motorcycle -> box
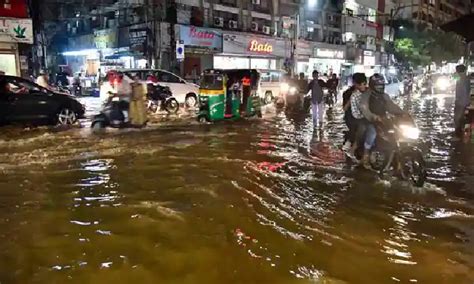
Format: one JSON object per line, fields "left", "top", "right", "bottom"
{"left": 91, "top": 92, "right": 130, "bottom": 129}
{"left": 324, "top": 89, "right": 334, "bottom": 108}
{"left": 146, "top": 84, "right": 179, "bottom": 114}
{"left": 72, "top": 84, "right": 82, "bottom": 96}
{"left": 353, "top": 115, "right": 427, "bottom": 187}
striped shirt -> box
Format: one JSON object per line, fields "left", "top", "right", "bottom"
{"left": 350, "top": 90, "right": 364, "bottom": 119}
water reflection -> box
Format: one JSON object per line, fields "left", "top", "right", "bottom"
{"left": 0, "top": 93, "right": 472, "bottom": 283}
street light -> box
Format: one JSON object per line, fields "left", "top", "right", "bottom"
{"left": 308, "top": 0, "right": 317, "bottom": 8}
{"left": 399, "top": 25, "right": 404, "bottom": 30}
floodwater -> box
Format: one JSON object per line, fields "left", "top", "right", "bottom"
{"left": 0, "top": 93, "right": 472, "bottom": 283}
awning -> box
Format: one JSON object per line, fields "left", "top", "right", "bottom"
{"left": 104, "top": 50, "right": 144, "bottom": 60}
{"left": 440, "top": 14, "right": 474, "bottom": 42}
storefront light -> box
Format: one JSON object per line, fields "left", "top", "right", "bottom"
{"left": 62, "top": 49, "right": 98, "bottom": 57}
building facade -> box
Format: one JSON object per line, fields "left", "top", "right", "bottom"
{"left": 39, "top": 0, "right": 396, "bottom": 79}
{"left": 0, "top": 0, "right": 33, "bottom": 76}
{"left": 397, "top": 0, "right": 470, "bottom": 27}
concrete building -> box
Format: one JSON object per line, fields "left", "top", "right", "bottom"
{"left": 397, "top": 0, "right": 471, "bottom": 27}
{"left": 42, "top": 0, "right": 396, "bottom": 80}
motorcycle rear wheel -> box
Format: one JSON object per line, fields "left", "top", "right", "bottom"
{"left": 165, "top": 99, "right": 179, "bottom": 114}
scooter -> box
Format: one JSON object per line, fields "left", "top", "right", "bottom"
{"left": 352, "top": 115, "right": 427, "bottom": 187}
{"left": 146, "top": 84, "right": 179, "bottom": 114}
{"left": 91, "top": 92, "right": 130, "bottom": 129}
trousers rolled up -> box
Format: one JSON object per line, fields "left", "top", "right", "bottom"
{"left": 311, "top": 102, "right": 325, "bottom": 126}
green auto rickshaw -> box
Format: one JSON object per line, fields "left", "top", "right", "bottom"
{"left": 197, "top": 69, "right": 262, "bottom": 122}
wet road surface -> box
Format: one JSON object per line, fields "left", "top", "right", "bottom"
{"left": 0, "top": 93, "right": 472, "bottom": 283}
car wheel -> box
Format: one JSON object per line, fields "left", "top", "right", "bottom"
{"left": 185, "top": 93, "right": 198, "bottom": 108}
{"left": 264, "top": 92, "right": 273, "bottom": 104}
{"left": 57, "top": 108, "right": 77, "bottom": 125}
{"left": 91, "top": 120, "right": 105, "bottom": 130}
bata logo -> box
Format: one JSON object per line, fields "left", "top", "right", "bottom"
{"left": 189, "top": 27, "right": 215, "bottom": 39}
{"left": 248, "top": 40, "right": 273, "bottom": 53}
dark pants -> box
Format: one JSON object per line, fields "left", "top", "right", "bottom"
{"left": 344, "top": 115, "right": 356, "bottom": 143}
{"left": 454, "top": 105, "right": 466, "bottom": 137}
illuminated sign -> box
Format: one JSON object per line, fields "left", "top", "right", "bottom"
{"left": 248, "top": 40, "right": 273, "bottom": 53}
{"left": 180, "top": 25, "right": 222, "bottom": 50}
{"left": 315, "top": 48, "right": 344, "bottom": 59}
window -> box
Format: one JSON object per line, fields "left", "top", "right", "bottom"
{"left": 260, "top": 72, "right": 271, "bottom": 82}
{"left": 1, "top": 78, "right": 40, "bottom": 95}
{"left": 270, "top": 72, "right": 281, "bottom": 82}
{"left": 157, "top": 71, "right": 182, "bottom": 83}
{"left": 368, "top": 8, "right": 376, "bottom": 23}
{"left": 346, "top": 8, "right": 354, "bottom": 16}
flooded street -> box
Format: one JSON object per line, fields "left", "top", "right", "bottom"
{"left": 0, "top": 93, "right": 472, "bottom": 283}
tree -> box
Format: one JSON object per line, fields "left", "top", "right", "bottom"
{"left": 392, "top": 20, "right": 465, "bottom": 67}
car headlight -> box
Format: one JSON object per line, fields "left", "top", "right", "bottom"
{"left": 280, "top": 83, "right": 290, "bottom": 93}
{"left": 436, "top": 78, "right": 449, "bottom": 90}
{"left": 399, "top": 124, "right": 420, "bottom": 140}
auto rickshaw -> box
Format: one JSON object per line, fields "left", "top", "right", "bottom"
{"left": 197, "top": 69, "right": 262, "bottom": 122}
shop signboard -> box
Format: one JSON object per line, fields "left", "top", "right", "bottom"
{"left": 0, "top": 0, "right": 28, "bottom": 18}
{"left": 314, "top": 48, "right": 344, "bottom": 59}
{"left": 94, "top": 29, "right": 117, "bottom": 49}
{"left": 363, "top": 50, "right": 375, "bottom": 66}
{"left": 223, "top": 33, "right": 289, "bottom": 57}
{"left": 0, "top": 18, "right": 33, "bottom": 44}
{"left": 179, "top": 25, "right": 222, "bottom": 51}
{"left": 129, "top": 28, "right": 148, "bottom": 54}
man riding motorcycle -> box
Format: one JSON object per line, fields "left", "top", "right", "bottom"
{"left": 352, "top": 73, "right": 407, "bottom": 166}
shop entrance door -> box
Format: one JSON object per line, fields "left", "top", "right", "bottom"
{"left": 183, "top": 56, "right": 201, "bottom": 83}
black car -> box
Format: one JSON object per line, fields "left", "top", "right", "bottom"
{"left": 0, "top": 75, "right": 85, "bottom": 126}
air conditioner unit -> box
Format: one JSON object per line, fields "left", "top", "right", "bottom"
{"left": 263, "top": 26, "right": 271, "bottom": 34}
{"left": 251, "top": 22, "right": 259, "bottom": 32}
{"left": 252, "top": 0, "right": 261, "bottom": 4}
{"left": 214, "top": 17, "right": 224, "bottom": 27}
{"left": 229, "top": 20, "right": 238, "bottom": 29}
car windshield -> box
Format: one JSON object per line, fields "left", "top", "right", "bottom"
{"left": 200, "top": 74, "right": 224, "bottom": 90}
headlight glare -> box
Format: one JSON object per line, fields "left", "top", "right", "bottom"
{"left": 399, "top": 124, "right": 420, "bottom": 140}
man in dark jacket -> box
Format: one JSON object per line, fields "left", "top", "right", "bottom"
{"left": 354, "top": 74, "right": 405, "bottom": 165}
{"left": 307, "top": 70, "right": 325, "bottom": 128}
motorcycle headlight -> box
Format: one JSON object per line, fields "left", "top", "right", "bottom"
{"left": 280, "top": 83, "right": 290, "bottom": 93}
{"left": 436, "top": 78, "right": 449, "bottom": 90}
{"left": 399, "top": 125, "right": 420, "bottom": 140}
{"left": 288, "top": 87, "right": 298, "bottom": 95}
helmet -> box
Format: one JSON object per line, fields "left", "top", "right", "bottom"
{"left": 369, "top": 74, "right": 385, "bottom": 94}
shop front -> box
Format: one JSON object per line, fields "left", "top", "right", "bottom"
{"left": 0, "top": 17, "right": 33, "bottom": 76}
{"left": 178, "top": 25, "right": 222, "bottom": 81}
{"left": 295, "top": 40, "right": 313, "bottom": 76}
{"left": 216, "top": 33, "right": 290, "bottom": 70}
{"left": 353, "top": 50, "right": 377, "bottom": 77}
{"left": 115, "top": 25, "right": 150, "bottom": 69}
{"left": 308, "top": 43, "right": 347, "bottom": 77}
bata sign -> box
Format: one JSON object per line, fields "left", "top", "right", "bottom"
{"left": 248, "top": 40, "right": 273, "bottom": 53}
{"left": 179, "top": 25, "right": 222, "bottom": 50}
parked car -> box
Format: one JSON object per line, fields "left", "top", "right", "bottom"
{"left": 0, "top": 75, "right": 85, "bottom": 126}
{"left": 258, "top": 69, "right": 288, "bottom": 104}
{"left": 100, "top": 69, "right": 200, "bottom": 108}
